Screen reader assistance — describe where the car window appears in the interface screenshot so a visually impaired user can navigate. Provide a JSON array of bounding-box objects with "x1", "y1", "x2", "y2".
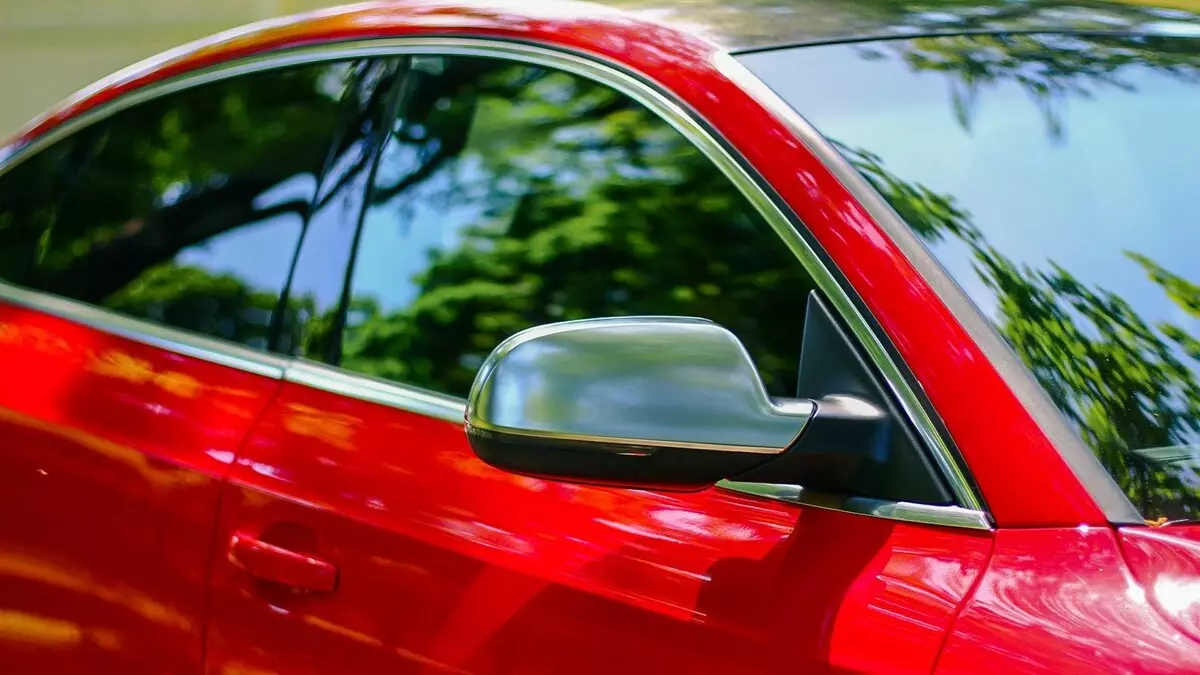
[
  {"x1": 738, "y1": 35, "x2": 1200, "y2": 522},
  {"x1": 275, "y1": 58, "x2": 408, "y2": 360},
  {"x1": 0, "y1": 60, "x2": 372, "y2": 351},
  {"x1": 338, "y1": 55, "x2": 816, "y2": 399}
]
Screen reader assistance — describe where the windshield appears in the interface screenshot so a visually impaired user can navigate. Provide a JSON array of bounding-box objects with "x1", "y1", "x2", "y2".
[{"x1": 738, "y1": 34, "x2": 1200, "y2": 523}]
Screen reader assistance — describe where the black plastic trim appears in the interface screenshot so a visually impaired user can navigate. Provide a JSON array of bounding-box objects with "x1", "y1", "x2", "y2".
[
  {"x1": 467, "y1": 425, "x2": 776, "y2": 491},
  {"x1": 733, "y1": 293, "x2": 953, "y2": 504}
]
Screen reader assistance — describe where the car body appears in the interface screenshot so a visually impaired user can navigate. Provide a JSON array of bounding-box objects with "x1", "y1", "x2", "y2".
[{"x1": 2, "y1": 0, "x2": 1200, "y2": 673}]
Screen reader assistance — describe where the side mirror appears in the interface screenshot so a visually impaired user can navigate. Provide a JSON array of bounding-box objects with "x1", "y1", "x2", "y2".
[
  {"x1": 464, "y1": 294, "x2": 954, "y2": 504},
  {"x1": 464, "y1": 317, "x2": 815, "y2": 489}
]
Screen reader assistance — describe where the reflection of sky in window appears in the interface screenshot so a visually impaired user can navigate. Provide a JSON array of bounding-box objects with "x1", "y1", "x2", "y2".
[
  {"x1": 167, "y1": 169, "x2": 315, "y2": 295},
  {"x1": 354, "y1": 146, "x2": 502, "y2": 312},
  {"x1": 316, "y1": 62, "x2": 354, "y2": 102},
  {"x1": 175, "y1": 211, "x2": 302, "y2": 291},
  {"x1": 316, "y1": 139, "x2": 368, "y2": 204},
  {"x1": 740, "y1": 42, "x2": 1200, "y2": 338},
  {"x1": 253, "y1": 173, "x2": 317, "y2": 212},
  {"x1": 349, "y1": 82, "x2": 643, "y2": 317},
  {"x1": 349, "y1": 76, "x2": 755, "y2": 320}
]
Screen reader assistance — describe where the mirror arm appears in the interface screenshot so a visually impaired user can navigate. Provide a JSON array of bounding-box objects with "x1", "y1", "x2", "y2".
[
  {"x1": 731, "y1": 394, "x2": 888, "y2": 491},
  {"x1": 729, "y1": 294, "x2": 953, "y2": 504}
]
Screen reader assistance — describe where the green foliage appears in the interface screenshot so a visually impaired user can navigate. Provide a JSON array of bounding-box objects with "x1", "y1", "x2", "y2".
[
  {"x1": 104, "y1": 263, "x2": 279, "y2": 348},
  {"x1": 342, "y1": 59, "x2": 812, "y2": 398},
  {"x1": 0, "y1": 60, "x2": 354, "y2": 348},
  {"x1": 828, "y1": 29, "x2": 1200, "y2": 519},
  {"x1": 865, "y1": 32, "x2": 1200, "y2": 137},
  {"x1": 842, "y1": 142, "x2": 1200, "y2": 520}
]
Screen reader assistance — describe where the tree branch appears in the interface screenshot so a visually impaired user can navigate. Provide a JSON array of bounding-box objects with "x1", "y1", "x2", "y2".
[{"x1": 39, "y1": 179, "x2": 307, "y2": 303}]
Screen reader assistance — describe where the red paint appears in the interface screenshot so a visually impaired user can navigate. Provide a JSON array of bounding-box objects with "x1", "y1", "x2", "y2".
[
  {"x1": 1119, "y1": 526, "x2": 1200, "y2": 645},
  {"x1": 4, "y1": 3, "x2": 1196, "y2": 675},
  {"x1": 936, "y1": 527, "x2": 1200, "y2": 674},
  {"x1": 206, "y1": 382, "x2": 992, "y2": 674},
  {"x1": 228, "y1": 533, "x2": 339, "y2": 594},
  {"x1": 0, "y1": 300, "x2": 278, "y2": 673},
  {"x1": 0, "y1": 0, "x2": 1100, "y2": 527}
]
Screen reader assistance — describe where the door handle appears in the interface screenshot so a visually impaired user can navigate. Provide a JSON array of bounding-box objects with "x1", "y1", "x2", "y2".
[{"x1": 228, "y1": 532, "x2": 338, "y2": 593}]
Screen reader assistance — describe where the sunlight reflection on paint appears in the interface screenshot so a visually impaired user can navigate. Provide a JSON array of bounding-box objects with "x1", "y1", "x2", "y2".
[{"x1": 1155, "y1": 576, "x2": 1200, "y2": 616}]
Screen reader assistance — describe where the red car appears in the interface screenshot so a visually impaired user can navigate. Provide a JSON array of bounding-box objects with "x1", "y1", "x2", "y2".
[{"x1": 2, "y1": 0, "x2": 1200, "y2": 672}]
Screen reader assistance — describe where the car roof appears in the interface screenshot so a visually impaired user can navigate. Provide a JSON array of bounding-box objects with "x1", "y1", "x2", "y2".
[{"x1": 597, "y1": 0, "x2": 1200, "y2": 51}]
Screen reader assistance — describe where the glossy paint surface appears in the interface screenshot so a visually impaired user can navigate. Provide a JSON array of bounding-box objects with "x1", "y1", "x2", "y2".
[
  {"x1": 208, "y1": 382, "x2": 992, "y2": 674},
  {"x1": 0, "y1": 0, "x2": 1106, "y2": 527},
  {"x1": 1120, "y1": 526, "x2": 1200, "y2": 645},
  {"x1": 0, "y1": 299, "x2": 279, "y2": 673},
  {"x1": 5, "y1": 2, "x2": 1195, "y2": 674},
  {"x1": 937, "y1": 527, "x2": 1200, "y2": 674}
]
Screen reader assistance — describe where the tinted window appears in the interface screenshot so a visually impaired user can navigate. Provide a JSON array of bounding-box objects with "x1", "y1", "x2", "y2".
[
  {"x1": 740, "y1": 35, "x2": 1200, "y2": 521},
  {"x1": 0, "y1": 61, "x2": 365, "y2": 350},
  {"x1": 341, "y1": 56, "x2": 814, "y2": 399},
  {"x1": 276, "y1": 59, "x2": 407, "y2": 360}
]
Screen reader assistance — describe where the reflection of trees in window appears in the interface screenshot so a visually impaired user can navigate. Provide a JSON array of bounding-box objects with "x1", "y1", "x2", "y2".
[
  {"x1": 343, "y1": 58, "x2": 814, "y2": 399},
  {"x1": 844, "y1": 143, "x2": 1200, "y2": 521},
  {"x1": 822, "y1": 32, "x2": 1200, "y2": 520},
  {"x1": 105, "y1": 265, "x2": 279, "y2": 349},
  {"x1": 858, "y1": 33, "x2": 1200, "y2": 137},
  {"x1": 0, "y1": 60, "x2": 379, "y2": 351},
  {"x1": 607, "y1": 0, "x2": 1200, "y2": 53}
]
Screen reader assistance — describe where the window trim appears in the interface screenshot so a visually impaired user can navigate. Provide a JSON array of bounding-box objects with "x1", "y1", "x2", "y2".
[
  {"x1": 0, "y1": 36, "x2": 990, "y2": 531},
  {"x1": 0, "y1": 278, "x2": 289, "y2": 379}
]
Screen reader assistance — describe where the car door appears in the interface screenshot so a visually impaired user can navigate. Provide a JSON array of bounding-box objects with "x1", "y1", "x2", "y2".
[
  {"x1": 204, "y1": 45, "x2": 994, "y2": 675},
  {"x1": 0, "y1": 57, "x2": 382, "y2": 673}
]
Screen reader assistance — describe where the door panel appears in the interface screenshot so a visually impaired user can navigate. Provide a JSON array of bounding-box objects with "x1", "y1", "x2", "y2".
[
  {"x1": 207, "y1": 381, "x2": 992, "y2": 674},
  {"x1": 0, "y1": 52, "x2": 395, "y2": 674},
  {"x1": 0, "y1": 300, "x2": 280, "y2": 673}
]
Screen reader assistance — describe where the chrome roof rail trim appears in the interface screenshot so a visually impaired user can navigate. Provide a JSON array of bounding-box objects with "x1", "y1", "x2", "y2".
[
  {"x1": 713, "y1": 50, "x2": 1140, "y2": 525},
  {"x1": 0, "y1": 279, "x2": 288, "y2": 379},
  {"x1": 719, "y1": 480, "x2": 991, "y2": 530},
  {"x1": 0, "y1": 35, "x2": 991, "y2": 526}
]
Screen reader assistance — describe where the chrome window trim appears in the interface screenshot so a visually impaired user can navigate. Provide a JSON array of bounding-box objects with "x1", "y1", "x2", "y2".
[
  {"x1": 715, "y1": 50, "x2": 1143, "y2": 525},
  {"x1": 717, "y1": 481, "x2": 991, "y2": 530},
  {"x1": 286, "y1": 360, "x2": 465, "y2": 423},
  {"x1": 0, "y1": 36, "x2": 990, "y2": 529},
  {"x1": 0, "y1": 279, "x2": 288, "y2": 379}
]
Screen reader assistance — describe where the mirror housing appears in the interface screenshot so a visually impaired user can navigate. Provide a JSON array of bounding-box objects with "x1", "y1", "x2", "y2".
[
  {"x1": 464, "y1": 294, "x2": 954, "y2": 505},
  {"x1": 464, "y1": 317, "x2": 814, "y2": 490}
]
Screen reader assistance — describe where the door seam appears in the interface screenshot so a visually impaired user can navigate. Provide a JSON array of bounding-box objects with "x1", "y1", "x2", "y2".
[
  {"x1": 928, "y1": 532, "x2": 997, "y2": 674},
  {"x1": 197, "y1": 377, "x2": 287, "y2": 675}
]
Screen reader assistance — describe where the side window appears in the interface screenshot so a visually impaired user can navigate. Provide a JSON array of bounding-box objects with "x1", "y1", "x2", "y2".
[
  {"x1": 340, "y1": 56, "x2": 816, "y2": 398},
  {"x1": 0, "y1": 60, "x2": 370, "y2": 351}
]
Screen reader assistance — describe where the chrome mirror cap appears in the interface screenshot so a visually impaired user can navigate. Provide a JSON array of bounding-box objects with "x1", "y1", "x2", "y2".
[{"x1": 464, "y1": 317, "x2": 814, "y2": 488}]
